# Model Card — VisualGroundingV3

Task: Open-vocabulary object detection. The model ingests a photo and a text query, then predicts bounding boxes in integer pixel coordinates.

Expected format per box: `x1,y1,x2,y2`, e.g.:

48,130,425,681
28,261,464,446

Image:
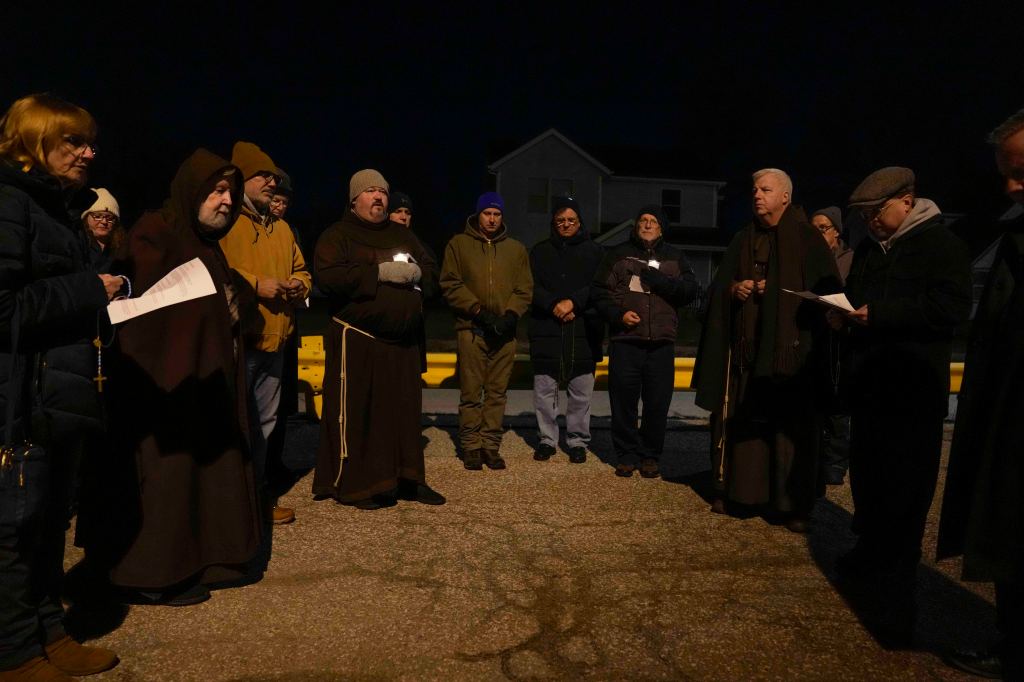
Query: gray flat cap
848,167,915,207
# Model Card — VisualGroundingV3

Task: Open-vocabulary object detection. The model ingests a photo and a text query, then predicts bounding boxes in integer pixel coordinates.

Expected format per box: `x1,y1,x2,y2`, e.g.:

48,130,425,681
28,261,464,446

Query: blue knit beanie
475,191,504,214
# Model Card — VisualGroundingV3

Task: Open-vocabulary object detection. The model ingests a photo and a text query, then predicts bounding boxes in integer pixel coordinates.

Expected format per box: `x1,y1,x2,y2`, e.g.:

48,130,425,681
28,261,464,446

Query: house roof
488,128,612,175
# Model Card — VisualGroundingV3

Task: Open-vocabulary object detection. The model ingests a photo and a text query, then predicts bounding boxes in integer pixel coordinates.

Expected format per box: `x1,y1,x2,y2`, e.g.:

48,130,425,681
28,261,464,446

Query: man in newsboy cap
832,166,972,646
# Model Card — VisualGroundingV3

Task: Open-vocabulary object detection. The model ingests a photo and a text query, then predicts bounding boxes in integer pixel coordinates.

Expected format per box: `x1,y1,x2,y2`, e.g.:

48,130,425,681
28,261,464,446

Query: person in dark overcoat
938,110,1024,680
834,166,971,647
693,169,840,532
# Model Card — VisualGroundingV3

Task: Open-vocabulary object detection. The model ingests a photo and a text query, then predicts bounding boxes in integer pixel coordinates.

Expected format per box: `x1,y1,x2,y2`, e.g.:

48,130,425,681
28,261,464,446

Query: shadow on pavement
807,497,998,655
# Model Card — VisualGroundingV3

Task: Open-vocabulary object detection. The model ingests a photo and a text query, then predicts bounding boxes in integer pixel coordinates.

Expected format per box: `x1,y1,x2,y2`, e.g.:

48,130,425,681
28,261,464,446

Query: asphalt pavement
64,391,987,681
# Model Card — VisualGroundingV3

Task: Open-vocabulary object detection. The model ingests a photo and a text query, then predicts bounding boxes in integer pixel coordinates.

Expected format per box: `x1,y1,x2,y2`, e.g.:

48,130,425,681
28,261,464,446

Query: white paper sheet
781,288,855,313
107,258,217,324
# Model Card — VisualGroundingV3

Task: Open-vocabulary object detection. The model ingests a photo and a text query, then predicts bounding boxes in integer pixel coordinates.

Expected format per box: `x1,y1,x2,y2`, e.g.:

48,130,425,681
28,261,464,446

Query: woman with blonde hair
0,93,122,679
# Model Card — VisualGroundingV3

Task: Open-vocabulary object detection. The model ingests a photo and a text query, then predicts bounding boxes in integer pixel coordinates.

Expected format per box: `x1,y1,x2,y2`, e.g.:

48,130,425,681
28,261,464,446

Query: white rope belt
331,316,376,486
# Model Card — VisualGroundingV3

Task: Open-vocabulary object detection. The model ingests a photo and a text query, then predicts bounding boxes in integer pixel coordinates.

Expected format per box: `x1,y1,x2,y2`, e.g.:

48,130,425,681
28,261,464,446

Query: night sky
4,4,1021,255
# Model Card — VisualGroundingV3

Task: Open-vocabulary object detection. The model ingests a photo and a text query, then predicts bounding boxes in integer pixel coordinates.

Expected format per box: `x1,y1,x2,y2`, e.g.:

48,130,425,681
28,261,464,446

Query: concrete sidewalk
67,420,990,681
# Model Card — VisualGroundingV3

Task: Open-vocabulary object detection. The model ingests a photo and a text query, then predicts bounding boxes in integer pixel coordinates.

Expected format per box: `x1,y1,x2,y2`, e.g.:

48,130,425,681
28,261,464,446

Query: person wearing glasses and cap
220,142,311,533
80,187,126,272
834,166,971,647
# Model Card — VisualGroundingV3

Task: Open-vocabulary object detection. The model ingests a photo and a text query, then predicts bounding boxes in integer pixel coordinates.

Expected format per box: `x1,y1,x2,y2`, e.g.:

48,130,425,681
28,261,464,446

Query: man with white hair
693,168,840,532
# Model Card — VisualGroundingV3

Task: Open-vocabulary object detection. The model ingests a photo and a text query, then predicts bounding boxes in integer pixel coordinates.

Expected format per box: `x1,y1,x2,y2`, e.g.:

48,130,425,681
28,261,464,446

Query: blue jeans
0,445,74,670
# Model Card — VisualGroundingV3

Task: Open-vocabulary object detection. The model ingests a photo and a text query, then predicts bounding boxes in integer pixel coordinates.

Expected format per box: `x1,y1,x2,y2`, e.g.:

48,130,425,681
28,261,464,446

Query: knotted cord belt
331,316,376,486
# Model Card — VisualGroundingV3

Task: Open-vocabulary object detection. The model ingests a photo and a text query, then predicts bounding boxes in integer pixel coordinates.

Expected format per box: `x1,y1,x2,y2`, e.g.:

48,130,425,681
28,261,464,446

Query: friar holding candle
311,169,445,509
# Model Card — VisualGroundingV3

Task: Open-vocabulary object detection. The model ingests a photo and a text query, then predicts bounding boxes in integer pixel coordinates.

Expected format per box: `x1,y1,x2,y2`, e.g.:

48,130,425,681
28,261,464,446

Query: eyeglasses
87,212,117,225
637,218,661,227
254,171,282,185
858,198,895,222
815,223,836,234
554,217,579,226
61,134,97,156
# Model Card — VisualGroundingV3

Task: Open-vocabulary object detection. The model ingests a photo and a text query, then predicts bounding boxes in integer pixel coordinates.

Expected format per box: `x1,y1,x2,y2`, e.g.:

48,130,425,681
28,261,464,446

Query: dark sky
4,4,1022,254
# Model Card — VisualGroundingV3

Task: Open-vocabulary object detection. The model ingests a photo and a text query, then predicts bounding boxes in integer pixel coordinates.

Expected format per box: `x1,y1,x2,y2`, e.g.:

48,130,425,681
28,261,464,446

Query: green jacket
440,215,533,331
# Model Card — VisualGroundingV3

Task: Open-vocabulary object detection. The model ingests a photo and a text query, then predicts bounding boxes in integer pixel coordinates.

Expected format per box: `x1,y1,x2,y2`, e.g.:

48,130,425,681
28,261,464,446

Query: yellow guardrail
298,336,964,420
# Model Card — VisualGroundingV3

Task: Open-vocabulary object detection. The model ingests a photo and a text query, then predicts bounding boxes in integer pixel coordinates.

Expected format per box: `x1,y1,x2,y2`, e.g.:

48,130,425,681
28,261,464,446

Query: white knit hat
81,187,120,219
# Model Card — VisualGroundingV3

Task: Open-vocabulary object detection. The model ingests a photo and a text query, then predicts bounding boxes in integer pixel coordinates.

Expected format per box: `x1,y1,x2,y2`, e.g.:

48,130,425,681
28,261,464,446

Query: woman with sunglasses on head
0,93,122,680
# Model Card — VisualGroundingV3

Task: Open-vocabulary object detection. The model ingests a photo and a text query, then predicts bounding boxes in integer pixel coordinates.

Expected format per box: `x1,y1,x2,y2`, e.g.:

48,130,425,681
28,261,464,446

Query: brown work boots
462,448,506,470
2,636,119,680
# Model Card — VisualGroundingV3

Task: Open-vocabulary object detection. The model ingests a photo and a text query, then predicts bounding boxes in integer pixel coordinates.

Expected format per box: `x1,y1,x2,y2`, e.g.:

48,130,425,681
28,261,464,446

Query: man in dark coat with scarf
76,149,262,607
592,205,697,478
528,197,604,463
938,110,1024,679
835,166,971,647
693,168,840,533
311,169,444,510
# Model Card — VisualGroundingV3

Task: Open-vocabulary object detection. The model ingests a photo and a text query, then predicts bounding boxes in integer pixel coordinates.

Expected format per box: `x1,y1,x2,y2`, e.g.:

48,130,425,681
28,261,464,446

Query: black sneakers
534,444,556,461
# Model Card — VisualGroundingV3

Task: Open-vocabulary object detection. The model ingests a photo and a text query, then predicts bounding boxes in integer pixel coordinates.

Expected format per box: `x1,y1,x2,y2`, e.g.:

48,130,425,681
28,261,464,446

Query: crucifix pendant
93,336,106,393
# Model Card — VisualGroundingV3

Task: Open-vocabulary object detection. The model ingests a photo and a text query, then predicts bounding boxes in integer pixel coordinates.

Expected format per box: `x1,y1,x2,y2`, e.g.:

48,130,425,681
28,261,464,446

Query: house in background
487,128,728,290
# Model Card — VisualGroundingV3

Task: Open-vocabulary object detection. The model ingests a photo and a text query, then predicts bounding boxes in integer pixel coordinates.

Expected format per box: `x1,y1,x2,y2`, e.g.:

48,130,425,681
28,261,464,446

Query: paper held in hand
107,258,217,324
781,288,856,313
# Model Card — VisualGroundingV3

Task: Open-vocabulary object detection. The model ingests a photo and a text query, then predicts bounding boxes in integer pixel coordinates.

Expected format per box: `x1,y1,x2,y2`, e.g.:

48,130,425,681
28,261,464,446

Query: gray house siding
494,136,604,249
601,179,718,227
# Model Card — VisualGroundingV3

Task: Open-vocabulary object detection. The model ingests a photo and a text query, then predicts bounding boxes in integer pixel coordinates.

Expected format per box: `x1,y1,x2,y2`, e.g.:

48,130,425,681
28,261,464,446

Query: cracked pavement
66,419,995,680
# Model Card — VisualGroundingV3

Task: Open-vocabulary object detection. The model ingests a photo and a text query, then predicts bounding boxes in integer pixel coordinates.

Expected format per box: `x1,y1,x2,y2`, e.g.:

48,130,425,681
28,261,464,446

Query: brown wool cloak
77,149,261,589
311,210,437,502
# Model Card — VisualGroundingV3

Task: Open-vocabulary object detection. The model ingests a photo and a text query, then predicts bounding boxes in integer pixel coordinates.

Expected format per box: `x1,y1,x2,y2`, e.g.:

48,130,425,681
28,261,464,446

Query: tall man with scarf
835,166,971,647
311,169,444,510
693,168,840,533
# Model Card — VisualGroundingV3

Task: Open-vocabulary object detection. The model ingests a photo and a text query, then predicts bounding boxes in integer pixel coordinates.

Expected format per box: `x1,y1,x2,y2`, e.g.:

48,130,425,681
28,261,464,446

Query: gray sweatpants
533,373,595,450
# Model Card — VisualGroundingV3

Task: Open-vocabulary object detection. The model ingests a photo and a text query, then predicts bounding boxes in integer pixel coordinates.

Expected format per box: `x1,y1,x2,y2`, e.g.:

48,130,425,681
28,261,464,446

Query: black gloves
473,309,518,338
491,311,519,337
640,267,673,295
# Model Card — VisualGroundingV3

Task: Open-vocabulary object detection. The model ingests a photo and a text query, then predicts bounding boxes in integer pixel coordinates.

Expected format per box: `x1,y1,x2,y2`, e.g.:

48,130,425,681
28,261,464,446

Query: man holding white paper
77,150,260,605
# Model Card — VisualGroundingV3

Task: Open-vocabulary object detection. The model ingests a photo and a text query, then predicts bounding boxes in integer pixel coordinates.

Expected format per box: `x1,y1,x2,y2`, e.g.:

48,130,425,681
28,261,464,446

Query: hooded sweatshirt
440,215,533,332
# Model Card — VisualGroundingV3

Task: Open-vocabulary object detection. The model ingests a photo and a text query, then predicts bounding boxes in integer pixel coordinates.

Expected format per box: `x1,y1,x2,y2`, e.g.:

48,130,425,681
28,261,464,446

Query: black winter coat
937,228,1024,582
844,215,972,419
592,231,698,344
0,161,108,446
528,226,604,379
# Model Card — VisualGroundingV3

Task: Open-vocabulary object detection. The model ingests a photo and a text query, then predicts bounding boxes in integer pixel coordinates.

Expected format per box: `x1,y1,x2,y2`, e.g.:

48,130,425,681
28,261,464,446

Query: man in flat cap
311,169,444,509
441,192,533,471
834,166,971,646
221,142,311,528
810,206,854,486
938,110,1024,679
693,168,840,532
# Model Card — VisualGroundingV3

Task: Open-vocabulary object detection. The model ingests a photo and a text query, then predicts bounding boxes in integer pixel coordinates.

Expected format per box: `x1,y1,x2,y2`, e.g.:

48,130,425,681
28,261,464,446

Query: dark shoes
944,647,1003,679
122,582,211,607
350,495,397,511
397,480,446,505
534,444,556,461
463,449,483,470
710,498,728,515
44,635,120,676
615,463,635,477
481,449,506,470
568,447,587,464
785,516,810,534
639,457,660,478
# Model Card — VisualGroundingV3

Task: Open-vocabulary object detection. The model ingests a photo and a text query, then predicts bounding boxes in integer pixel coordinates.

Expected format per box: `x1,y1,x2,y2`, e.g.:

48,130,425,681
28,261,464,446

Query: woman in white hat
81,187,125,270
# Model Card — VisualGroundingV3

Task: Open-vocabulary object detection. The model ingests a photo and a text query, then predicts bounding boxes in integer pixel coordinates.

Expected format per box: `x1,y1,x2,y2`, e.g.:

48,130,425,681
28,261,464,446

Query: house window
662,188,681,223
528,178,576,214
528,178,548,214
